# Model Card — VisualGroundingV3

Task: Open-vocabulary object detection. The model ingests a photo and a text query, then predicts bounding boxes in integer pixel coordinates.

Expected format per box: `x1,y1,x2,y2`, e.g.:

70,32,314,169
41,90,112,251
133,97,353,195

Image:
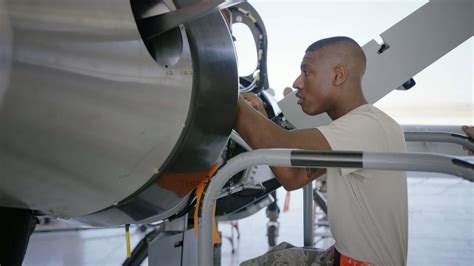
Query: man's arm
235,95,331,190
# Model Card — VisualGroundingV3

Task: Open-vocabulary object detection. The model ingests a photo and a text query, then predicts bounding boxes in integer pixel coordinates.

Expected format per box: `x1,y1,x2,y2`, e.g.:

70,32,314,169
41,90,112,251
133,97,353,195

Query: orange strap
340,254,373,266
193,163,221,244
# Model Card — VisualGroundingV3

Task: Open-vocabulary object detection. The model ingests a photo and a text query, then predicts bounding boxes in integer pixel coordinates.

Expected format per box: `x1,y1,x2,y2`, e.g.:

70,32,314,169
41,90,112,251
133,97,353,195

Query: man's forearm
235,96,327,190
235,97,287,149
271,166,326,191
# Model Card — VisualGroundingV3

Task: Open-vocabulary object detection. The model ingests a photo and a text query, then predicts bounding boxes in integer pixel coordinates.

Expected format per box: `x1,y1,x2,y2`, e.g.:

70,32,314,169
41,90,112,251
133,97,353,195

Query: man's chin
299,105,322,116
298,105,311,115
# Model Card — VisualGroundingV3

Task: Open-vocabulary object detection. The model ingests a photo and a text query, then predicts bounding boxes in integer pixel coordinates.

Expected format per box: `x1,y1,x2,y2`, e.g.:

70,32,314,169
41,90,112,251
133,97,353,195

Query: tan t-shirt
317,104,408,266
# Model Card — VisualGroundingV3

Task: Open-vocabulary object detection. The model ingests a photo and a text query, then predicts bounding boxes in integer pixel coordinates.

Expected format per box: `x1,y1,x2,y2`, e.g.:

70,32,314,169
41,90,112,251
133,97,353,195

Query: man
235,36,408,265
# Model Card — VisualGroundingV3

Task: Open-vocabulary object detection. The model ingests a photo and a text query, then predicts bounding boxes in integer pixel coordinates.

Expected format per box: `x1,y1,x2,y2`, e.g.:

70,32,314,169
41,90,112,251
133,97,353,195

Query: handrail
198,149,474,265
405,131,474,150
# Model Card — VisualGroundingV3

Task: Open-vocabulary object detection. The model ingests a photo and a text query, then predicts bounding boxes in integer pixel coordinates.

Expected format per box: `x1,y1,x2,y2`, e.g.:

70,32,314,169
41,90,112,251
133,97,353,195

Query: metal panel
148,231,184,266
0,0,238,225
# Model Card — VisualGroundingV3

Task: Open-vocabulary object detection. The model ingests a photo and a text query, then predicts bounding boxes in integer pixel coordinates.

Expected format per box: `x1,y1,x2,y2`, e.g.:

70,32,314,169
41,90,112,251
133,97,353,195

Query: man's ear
333,65,347,86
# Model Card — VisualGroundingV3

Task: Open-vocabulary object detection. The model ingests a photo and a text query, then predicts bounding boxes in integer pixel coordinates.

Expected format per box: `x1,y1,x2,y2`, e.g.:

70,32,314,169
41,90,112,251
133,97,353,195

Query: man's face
293,51,335,115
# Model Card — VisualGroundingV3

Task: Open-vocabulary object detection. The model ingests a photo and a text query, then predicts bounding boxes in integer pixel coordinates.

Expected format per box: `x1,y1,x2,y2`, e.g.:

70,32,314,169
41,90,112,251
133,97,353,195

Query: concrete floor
23,173,473,265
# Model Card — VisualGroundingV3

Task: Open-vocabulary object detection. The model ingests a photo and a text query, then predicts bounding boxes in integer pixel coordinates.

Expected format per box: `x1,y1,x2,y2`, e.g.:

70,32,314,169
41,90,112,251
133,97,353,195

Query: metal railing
197,149,474,265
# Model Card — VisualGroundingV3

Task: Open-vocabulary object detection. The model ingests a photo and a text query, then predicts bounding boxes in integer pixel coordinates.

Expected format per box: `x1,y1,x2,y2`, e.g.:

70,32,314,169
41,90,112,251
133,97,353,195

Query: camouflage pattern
240,242,334,266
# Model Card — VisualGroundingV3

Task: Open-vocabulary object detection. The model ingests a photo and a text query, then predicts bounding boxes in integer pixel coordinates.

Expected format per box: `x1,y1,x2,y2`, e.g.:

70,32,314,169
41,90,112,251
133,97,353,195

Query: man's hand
241,92,268,117
462,125,474,155
283,87,294,97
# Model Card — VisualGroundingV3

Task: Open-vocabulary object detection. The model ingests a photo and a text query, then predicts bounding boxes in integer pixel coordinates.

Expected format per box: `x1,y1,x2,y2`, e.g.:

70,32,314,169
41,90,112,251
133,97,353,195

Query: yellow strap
125,224,131,258
193,163,221,244
193,178,206,236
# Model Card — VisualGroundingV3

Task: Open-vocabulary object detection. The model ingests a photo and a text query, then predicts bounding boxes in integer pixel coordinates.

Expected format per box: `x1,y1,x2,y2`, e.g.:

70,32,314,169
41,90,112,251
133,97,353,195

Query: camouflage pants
240,242,334,266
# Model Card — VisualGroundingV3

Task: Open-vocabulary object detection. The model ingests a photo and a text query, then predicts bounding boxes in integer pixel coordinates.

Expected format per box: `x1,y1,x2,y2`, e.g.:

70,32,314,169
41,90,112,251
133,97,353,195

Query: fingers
246,98,261,110
241,92,263,108
240,92,268,117
283,87,293,97
462,126,474,155
464,146,474,155
467,149,473,155
462,125,474,139
241,92,257,104
241,92,255,100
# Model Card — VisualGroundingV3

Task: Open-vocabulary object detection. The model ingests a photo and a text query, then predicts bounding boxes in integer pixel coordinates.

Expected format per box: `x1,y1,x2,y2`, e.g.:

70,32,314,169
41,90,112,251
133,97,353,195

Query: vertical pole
303,182,314,247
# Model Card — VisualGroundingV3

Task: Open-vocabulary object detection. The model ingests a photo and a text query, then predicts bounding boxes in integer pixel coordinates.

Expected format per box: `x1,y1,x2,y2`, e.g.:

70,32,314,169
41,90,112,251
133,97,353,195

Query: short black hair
306,36,361,53
306,36,366,75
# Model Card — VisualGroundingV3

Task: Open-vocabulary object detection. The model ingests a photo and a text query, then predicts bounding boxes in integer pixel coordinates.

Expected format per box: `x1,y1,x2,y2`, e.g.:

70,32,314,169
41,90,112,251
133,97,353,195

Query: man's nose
293,74,303,90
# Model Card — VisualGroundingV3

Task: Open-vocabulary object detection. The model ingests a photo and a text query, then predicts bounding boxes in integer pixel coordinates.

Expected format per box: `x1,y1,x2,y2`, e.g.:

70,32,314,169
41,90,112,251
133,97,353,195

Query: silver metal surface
0,0,11,106
217,195,273,222
230,130,251,151
405,131,474,150
402,125,468,156
303,182,314,247
138,0,245,40
0,0,238,225
362,152,474,182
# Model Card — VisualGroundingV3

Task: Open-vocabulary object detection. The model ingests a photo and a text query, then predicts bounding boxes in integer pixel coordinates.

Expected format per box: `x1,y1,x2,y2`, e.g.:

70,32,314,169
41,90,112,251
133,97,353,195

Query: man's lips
295,93,303,104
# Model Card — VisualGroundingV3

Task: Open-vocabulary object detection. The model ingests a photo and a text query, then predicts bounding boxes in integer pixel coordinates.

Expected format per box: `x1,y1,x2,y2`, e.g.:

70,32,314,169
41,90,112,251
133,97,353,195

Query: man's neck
327,92,368,120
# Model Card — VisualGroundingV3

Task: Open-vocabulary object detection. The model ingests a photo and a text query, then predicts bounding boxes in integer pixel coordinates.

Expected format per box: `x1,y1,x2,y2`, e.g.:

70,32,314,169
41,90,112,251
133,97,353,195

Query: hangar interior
0,0,472,265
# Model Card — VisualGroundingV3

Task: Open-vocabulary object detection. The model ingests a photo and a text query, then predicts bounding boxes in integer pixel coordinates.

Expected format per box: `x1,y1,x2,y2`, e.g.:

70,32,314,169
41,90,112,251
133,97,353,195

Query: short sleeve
317,124,360,176
317,111,385,177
